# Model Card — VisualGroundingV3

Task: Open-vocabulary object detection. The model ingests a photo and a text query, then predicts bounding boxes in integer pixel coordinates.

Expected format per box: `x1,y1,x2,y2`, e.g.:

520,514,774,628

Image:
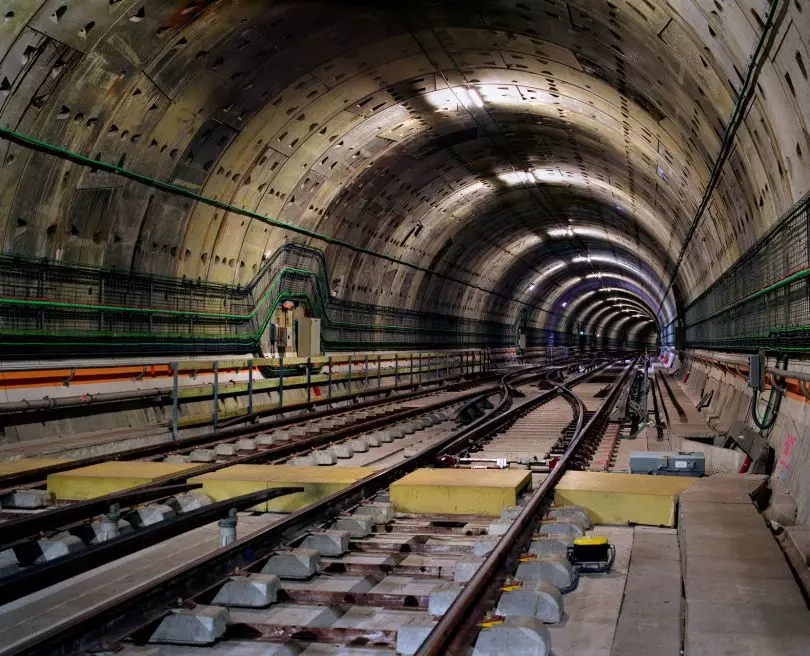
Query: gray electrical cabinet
748,353,766,390
297,317,321,357
629,451,705,477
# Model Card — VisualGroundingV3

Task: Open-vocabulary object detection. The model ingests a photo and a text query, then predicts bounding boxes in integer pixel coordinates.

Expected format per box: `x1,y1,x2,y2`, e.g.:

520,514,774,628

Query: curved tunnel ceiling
0,0,808,344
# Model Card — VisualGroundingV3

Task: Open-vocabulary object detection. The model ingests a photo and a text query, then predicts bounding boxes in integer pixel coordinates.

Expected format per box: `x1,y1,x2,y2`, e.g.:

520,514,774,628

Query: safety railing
0,242,657,358
682,193,810,351
0,243,507,356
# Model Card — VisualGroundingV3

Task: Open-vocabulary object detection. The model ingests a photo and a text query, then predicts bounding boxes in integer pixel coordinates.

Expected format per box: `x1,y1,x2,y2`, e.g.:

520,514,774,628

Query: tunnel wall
674,350,810,524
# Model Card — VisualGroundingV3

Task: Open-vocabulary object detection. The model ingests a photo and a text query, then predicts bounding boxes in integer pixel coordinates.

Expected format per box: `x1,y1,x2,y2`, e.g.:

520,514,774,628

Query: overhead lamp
455,87,484,109
562,301,567,307
527,283,536,292
585,273,603,279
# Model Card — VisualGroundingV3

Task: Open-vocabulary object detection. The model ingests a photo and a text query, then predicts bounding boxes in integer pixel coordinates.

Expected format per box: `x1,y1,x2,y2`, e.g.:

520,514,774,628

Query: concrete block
472,616,550,655
290,455,317,466
262,549,321,580
404,446,422,458
36,533,85,562
256,434,278,447
472,538,500,557
396,620,437,655
313,449,337,466
417,417,434,428
163,455,189,464
378,430,394,443
428,582,462,615
527,536,572,559
487,521,512,536
190,449,216,463
430,412,445,423
350,438,369,453
538,519,585,538
547,506,591,527
301,530,350,556
290,425,311,437
126,503,176,527
273,430,291,441
764,492,798,526
285,574,377,595
554,470,696,527
48,462,200,501
230,603,342,629
214,444,236,458
334,515,373,538
401,422,417,435
496,580,563,623
1,489,51,509
0,548,19,577
333,443,354,459
392,468,531,517
454,556,483,583
149,605,229,645
357,502,395,524
501,506,523,521
515,554,576,591
171,493,212,513
191,465,374,512
86,519,133,544
235,439,257,452
365,433,381,447
212,574,280,607
388,427,405,440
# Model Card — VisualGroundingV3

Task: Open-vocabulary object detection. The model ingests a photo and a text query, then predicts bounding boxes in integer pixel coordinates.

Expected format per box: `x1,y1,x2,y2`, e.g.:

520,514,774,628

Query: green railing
0,243,508,356
680,193,810,351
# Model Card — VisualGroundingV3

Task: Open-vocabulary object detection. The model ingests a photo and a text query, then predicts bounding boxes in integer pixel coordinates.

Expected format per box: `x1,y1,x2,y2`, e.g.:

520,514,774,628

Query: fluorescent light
527,283,536,292
498,170,537,186
562,301,567,307
585,273,603,279
468,88,484,107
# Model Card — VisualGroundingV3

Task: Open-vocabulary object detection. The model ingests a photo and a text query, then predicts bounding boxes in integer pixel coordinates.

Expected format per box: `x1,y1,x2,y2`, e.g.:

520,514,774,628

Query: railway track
0,356,636,656
0,373,503,496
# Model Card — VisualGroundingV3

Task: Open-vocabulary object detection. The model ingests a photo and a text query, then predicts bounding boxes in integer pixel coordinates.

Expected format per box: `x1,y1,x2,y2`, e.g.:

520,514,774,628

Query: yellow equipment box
554,470,698,527
47,461,202,500
389,468,532,516
189,464,377,512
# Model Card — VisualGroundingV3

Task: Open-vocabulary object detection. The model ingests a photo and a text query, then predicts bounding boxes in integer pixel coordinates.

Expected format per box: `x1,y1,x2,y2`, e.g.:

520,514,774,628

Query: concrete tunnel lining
0,0,807,348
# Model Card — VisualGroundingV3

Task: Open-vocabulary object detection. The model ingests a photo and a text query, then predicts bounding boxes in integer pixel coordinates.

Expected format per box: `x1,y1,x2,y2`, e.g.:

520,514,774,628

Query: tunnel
0,1,809,655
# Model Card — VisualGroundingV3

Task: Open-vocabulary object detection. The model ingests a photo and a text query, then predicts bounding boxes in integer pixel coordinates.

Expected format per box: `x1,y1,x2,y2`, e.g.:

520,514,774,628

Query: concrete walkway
680,474,810,656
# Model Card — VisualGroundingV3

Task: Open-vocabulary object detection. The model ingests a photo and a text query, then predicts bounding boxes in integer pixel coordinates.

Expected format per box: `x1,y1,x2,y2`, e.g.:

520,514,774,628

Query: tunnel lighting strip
655,0,788,316
0,127,568,324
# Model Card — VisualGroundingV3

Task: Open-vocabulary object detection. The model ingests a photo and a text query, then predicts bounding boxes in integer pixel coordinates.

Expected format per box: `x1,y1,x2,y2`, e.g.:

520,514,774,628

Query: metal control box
748,352,766,390
629,451,705,477
297,317,321,357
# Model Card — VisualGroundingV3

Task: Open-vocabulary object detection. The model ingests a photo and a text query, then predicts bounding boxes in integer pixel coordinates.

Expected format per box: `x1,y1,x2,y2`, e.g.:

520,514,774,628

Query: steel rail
0,486,304,607
417,358,636,655
3,361,604,656
0,374,493,491
0,483,201,549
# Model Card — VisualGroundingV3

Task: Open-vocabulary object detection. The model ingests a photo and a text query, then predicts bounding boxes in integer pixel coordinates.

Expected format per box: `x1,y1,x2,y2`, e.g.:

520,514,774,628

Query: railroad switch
566,536,615,573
